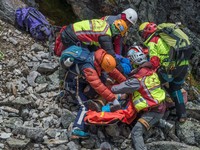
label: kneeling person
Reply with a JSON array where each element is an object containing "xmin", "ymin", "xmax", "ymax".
[{"xmin": 111, "ymin": 46, "xmax": 166, "ymax": 150}]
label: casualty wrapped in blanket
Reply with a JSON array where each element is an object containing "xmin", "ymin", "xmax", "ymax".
[{"xmin": 84, "ymin": 99, "xmax": 137, "ymax": 125}]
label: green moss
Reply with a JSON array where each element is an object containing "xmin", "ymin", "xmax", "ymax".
[{"xmin": 36, "ymin": 0, "xmax": 79, "ymax": 26}]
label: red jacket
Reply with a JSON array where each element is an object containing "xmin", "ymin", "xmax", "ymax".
[{"xmin": 83, "ymin": 49, "xmax": 126, "ymax": 102}]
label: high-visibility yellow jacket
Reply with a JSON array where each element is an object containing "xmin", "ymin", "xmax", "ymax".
[
  {"xmin": 144, "ymin": 36, "xmax": 189, "ymax": 69},
  {"xmin": 62, "ymin": 19, "xmax": 115, "ymax": 57},
  {"xmin": 132, "ymin": 71, "xmax": 166, "ymax": 112},
  {"xmin": 73, "ymin": 19, "xmax": 112, "ymax": 46}
]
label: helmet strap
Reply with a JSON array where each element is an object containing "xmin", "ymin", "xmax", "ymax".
[{"xmin": 121, "ymin": 13, "xmax": 126, "ymax": 21}]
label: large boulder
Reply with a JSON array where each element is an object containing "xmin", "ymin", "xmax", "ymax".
[{"xmin": 0, "ymin": 0, "xmax": 26, "ymax": 24}]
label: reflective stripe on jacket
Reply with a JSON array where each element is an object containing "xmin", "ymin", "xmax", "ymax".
[
  {"xmin": 132, "ymin": 72, "xmax": 166, "ymax": 112},
  {"xmin": 73, "ymin": 19, "xmax": 112, "ymax": 46}
]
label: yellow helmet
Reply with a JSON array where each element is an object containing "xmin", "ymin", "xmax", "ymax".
[
  {"xmin": 139, "ymin": 22, "xmax": 157, "ymax": 39},
  {"xmin": 139, "ymin": 22, "xmax": 149, "ymax": 32},
  {"xmin": 113, "ymin": 19, "xmax": 128, "ymax": 37},
  {"xmin": 101, "ymin": 54, "xmax": 116, "ymax": 73}
]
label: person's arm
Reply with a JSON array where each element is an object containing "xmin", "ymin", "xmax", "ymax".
[
  {"xmin": 83, "ymin": 67, "xmax": 116, "ymax": 102},
  {"xmin": 99, "ymin": 35, "xmax": 125, "ymax": 73},
  {"xmin": 111, "ymin": 78, "xmax": 140, "ymax": 94},
  {"xmin": 98, "ymin": 35, "xmax": 115, "ymax": 56},
  {"xmin": 108, "ymin": 68, "xmax": 126, "ymax": 83}
]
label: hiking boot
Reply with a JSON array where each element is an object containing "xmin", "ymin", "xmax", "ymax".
[
  {"xmin": 179, "ymin": 117, "xmax": 187, "ymax": 123},
  {"xmin": 71, "ymin": 129, "xmax": 90, "ymax": 139},
  {"xmin": 86, "ymin": 100, "xmax": 101, "ymax": 112},
  {"xmin": 159, "ymin": 119, "xmax": 174, "ymax": 132},
  {"xmin": 110, "ymin": 104, "xmax": 121, "ymax": 112},
  {"xmin": 178, "ymin": 113, "xmax": 187, "ymax": 123}
]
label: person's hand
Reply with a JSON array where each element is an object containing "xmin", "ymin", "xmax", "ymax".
[
  {"xmin": 129, "ymin": 68, "xmax": 139, "ymax": 76},
  {"xmin": 112, "ymin": 99, "xmax": 120, "ymax": 105},
  {"xmin": 102, "ymin": 104, "xmax": 111, "ymax": 112},
  {"xmin": 121, "ymin": 94, "xmax": 128, "ymax": 100},
  {"xmin": 121, "ymin": 63, "xmax": 131, "ymax": 75},
  {"xmin": 121, "ymin": 58, "xmax": 131, "ymax": 65},
  {"xmin": 139, "ymin": 61, "xmax": 152, "ymax": 69}
]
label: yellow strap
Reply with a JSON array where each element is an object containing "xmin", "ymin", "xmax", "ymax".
[{"xmin": 138, "ymin": 118, "xmax": 150, "ymax": 130}]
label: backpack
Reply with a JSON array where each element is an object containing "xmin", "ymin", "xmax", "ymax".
[
  {"xmin": 54, "ymin": 26, "xmax": 67, "ymax": 56},
  {"xmin": 15, "ymin": 7, "xmax": 52, "ymax": 40},
  {"xmin": 154, "ymin": 23, "xmax": 193, "ymax": 67},
  {"xmin": 60, "ymin": 45, "xmax": 94, "ymax": 77}
]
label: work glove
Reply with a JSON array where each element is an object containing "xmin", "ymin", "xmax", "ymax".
[
  {"xmin": 102, "ymin": 104, "xmax": 111, "ymax": 112},
  {"xmin": 120, "ymin": 58, "xmax": 132, "ymax": 75},
  {"xmin": 121, "ymin": 58, "xmax": 131, "ymax": 65},
  {"xmin": 121, "ymin": 63, "xmax": 131, "ymax": 75}
]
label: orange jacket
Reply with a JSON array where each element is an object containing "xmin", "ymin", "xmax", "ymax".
[{"xmin": 83, "ymin": 49, "xmax": 126, "ymax": 102}]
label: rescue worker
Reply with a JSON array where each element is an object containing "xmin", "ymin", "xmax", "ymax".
[
  {"xmin": 101, "ymin": 8, "xmax": 138, "ymax": 56},
  {"xmin": 138, "ymin": 22, "xmax": 189, "ymax": 123},
  {"xmin": 60, "ymin": 45, "xmax": 126, "ymax": 139},
  {"xmin": 111, "ymin": 46, "xmax": 166, "ymax": 150},
  {"xmin": 60, "ymin": 19, "xmax": 129, "ymax": 75},
  {"xmin": 61, "ymin": 19, "xmax": 127, "ymax": 57},
  {"xmin": 101, "ymin": 8, "xmax": 138, "ymax": 75}
]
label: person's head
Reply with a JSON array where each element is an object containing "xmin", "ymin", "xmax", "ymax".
[
  {"xmin": 110, "ymin": 19, "xmax": 128, "ymax": 37},
  {"xmin": 139, "ymin": 22, "xmax": 157, "ymax": 40},
  {"xmin": 121, "ymin": 8, "xmax": 138, "ymax": 27},
  {"xmin": 127, "ymin": 46, "xmax": 147, "ymax": 65},
  {"xmin": 101, "ymin": 53, "xmax": 116, "ymax": 73}
]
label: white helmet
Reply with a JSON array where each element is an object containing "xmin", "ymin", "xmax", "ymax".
[
  {"xmin": 122, "ymin": 8, "xmax": 138, "ymax": 25},
  {"xmin": 127, "ymin": 46, "xmax": 147, "ymax": 65}
]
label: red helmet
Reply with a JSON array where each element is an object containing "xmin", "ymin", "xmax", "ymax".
[{"xmin": 139, "ymin": 22, "xmax": 157, "ymax": 39}]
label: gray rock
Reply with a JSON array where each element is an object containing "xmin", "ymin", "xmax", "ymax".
[
  {"xmin": 176, "ymin": 119, "xmax": 200, "ymax": 146},
  {"xmin": 67, "ymin": 141, "xmax": 80, "ymax": 150},
  {"xmin": 8, "ymin": 37, "xmax": 18, "ymax": 45},
  {"xmin": 81, "ymin": 138, "xmax": 96, "ymax": 149},
  {"xmin": 0, "ymin": 0, "xmax": 26, "ymax": 24},
  {"xmin": 6, "ymin": 138, "xmax": 30, "ymax": 148},
  {"xmin": 37, "ymin": 62, "xmax": 59, "ymax": 74},
  {"xmin": 0, "ymin": 106, "xmax": 19, "ymax": 114},
  {"xmin": 13, "ymin": 97, "xmax": 32, "ymax": 105},
  {"xmin": 0, "ymin": 143, "xmax": 4, "ymax": 149},
  {"xmin": 0, "ymin": 132, "xmax": 12, "ymax": 139},
  {"xmin": 3, "ymin": 117, "xmax": 23, "ymax": 129},
  {"xmin": 50, "ymin": 144, "xmax": 68, "ymax": 150},
  {"xmin": 147, "ymin": 141, "xmax": 200, "ymax": 150},
  {"xmin": 105, "ymin": 124, "xmax": 120, "ymax": 137},
  {"xmin": 31, "ymin": 43, "xmax": 44, "ymax": 52},
  {"xmin": 35, "ymin": 83, "xmax": 48, "ymax": 93},
  {"xmin": 60, "ymin": 109, "xmax": 76, "ymax": 129},
  {"xmin": 27, "ymin": 71, "xmax": 41, "ymax": 87},
  {"xmin": 43, "ymin": 139, "xmax": 68, "ymax": 145},
  {"xmin": 12, "ymin": 126, "xmax": 45, "ymax": 142},
  {"xmin": 46, "ymin": 129, "xmax": 57, "ymax": 138}
]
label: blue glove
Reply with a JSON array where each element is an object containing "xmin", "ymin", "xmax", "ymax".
[
  {"xmin": 121, "ymin": 58, "xmax": 131, "ymax": 65},
  {"xmin": 102, "ymin": 104, "xmax": 111, "ymax": 112},
  {"xmin": 121, "ymin": 62, "xmax": 131, "ymax": 75}
]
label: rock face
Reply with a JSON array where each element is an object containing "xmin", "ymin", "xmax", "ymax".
[{"xmin": 0, "ymin": 0, "xmax": 26, "ymax": 24}]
